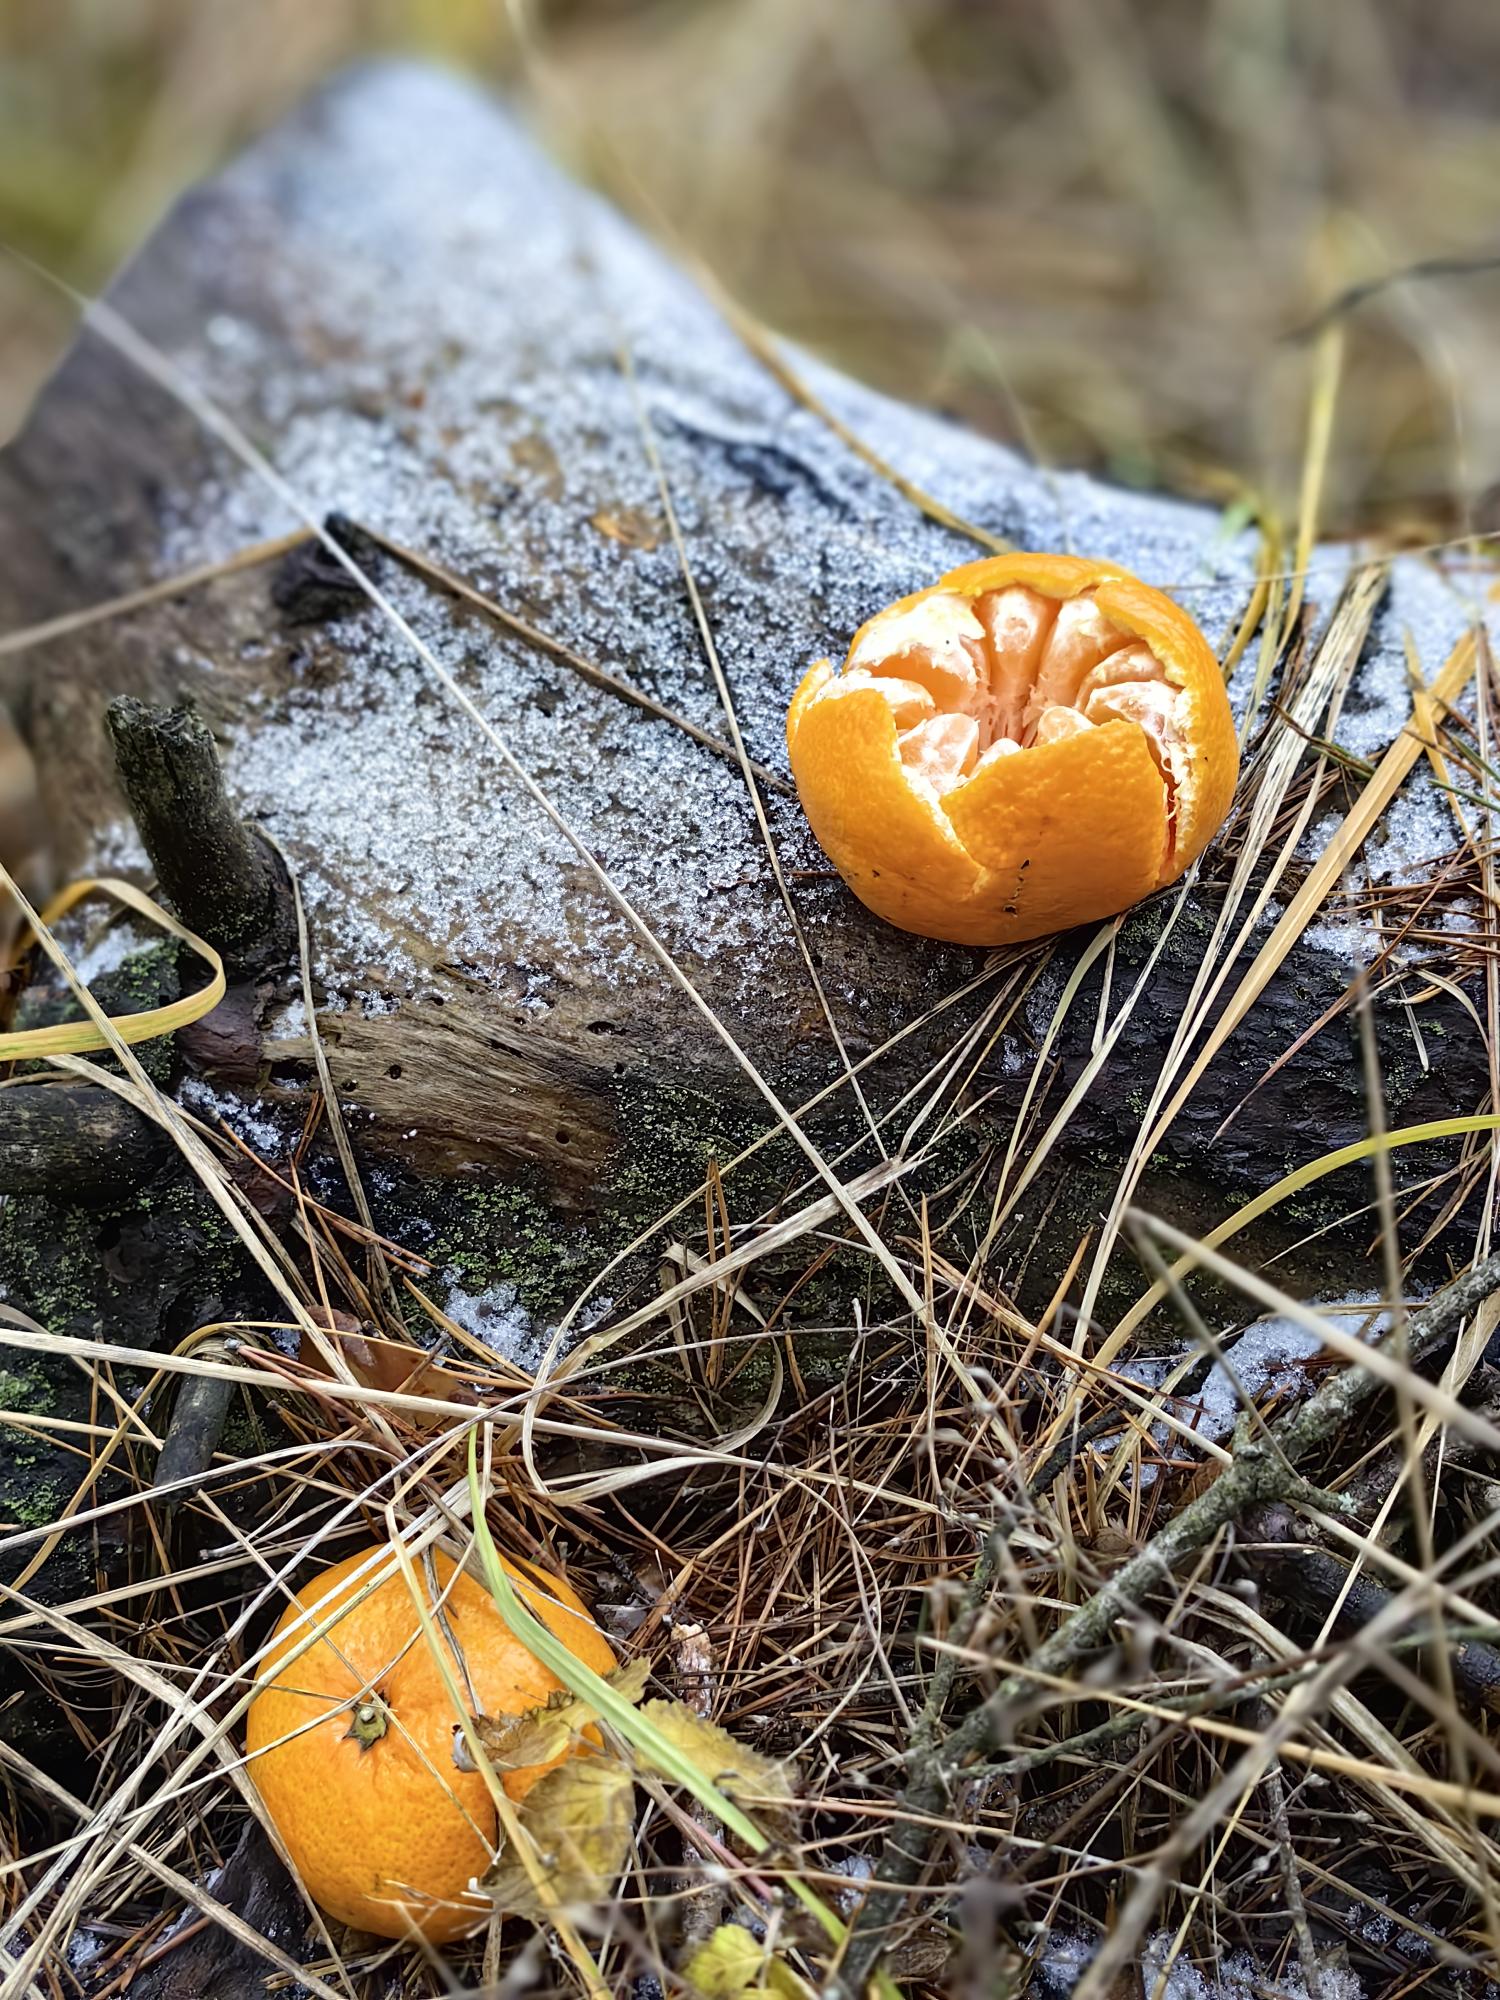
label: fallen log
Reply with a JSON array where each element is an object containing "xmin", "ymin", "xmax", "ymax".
[{"xmin": 0, "ymin": 60, "xmax": 1487, "ymax": 1536}]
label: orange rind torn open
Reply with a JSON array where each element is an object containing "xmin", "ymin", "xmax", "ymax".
[{"xmin": 786, "ymin": 552, "xmax": 1239, "ymax": 946}]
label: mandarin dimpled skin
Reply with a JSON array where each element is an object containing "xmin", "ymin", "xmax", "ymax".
[
  {"xmin": 246, "ymin": 1545, "xmax": 617, "ymax": 1941},
  {"xmin": 787, "ymin": 553, "xmax": 1238, "ymax": 946}
]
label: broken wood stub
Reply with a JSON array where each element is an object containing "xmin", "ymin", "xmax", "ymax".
[
  {"xmin": 152, "ymin": 1369, "xmax": 237, "ymax": 1502},
  {"xmin": 0, "ymin": 1080, "xmax": 170, "ymax": 1201},
  {"xmin": 104, "ymin": 696, "xmax": 291, "ymax": 975},
  {"xmin": 269, "ymin": 511, "xmax": 385, "ymax": 625}
]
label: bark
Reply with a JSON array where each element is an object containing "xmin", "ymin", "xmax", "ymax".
[
  {"xmin": 103, "ymin": 1819, "xmax": 302, "ymax": 2000},
  {"xmin": 0, "ymin": 1080, "xmax": 168, "ymax": 1200}
]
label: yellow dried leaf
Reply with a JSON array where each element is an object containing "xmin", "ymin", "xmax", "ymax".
[
  {"xmin": 483, "ymin": 1754, "xmax": 635, "ymax": 1916},
  {"xmin": 471, "ymin": 1657, "xmax": 652, "ymax": 1770},
  {"xmin": 607, "ymin": 1656, "xmax": 653, "ymax": 1705},
  {"xmin": 681, "ymin": 1923, "xmax": 812, "ymax": 1999},
  {"xmin": 473, "ymin": 1700, "xmax": 574, "ymax": 1771},
  {"xmin": 636, "ymin": 1701, "xmax": 795, "ymax": 1819}
]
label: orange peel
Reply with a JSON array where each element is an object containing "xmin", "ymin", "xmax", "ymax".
[{"xmin": 786, "ymin": 552, "xmax": 1239, "ymax": 946}]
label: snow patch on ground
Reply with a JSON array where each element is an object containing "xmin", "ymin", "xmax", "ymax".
[
  {"xmin": 67, "ymin": 919, "xmax": 156, "ymax": 986},
  {"xmin": 264, "ymin": 993, "xmax": 308, "ymax": 1039},
  {"xmin": 64, "ymin": 1929, "xmax": 108, "ymax": 1972},
  {"xmin": 177, "ymin": 1076, "xmax": 290, "ymax": 1158},
  {"xmin": 1184, "ymin": 1303, "xmax": 1388, "ymax": 1443},
  {"xmin": 437, "ymin": 1270, "xmax": 616, "ymax": 1371},
  {"xmin": 1038, "ymin": 1929, "xmax": 1363, "ymax": 2000},
  {"xmin": 439, "ymin": 1270, "xmax": 542, "ymax": 1367},
  {"xmin": 1109, "ymin": 1300, "xmax": 1389, "ymax": 1479}
]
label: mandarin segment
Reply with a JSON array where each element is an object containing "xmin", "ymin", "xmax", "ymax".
[
  {"xmin": 900, "ymin": 711, "xmax": 980, "ymax": 792},
  {"xmin": 848, "ymin": 591, "xmax": 988, "ymax": 698},
  {"xmin": 245, "ymin": 1543, "xmax": 616, "ymax": 1942},
  {"xmin": 975, "ymin": 585, "xmax": 1054, "ymax": 741},
  {"xmin": 1029, "ymin": 595, "xmax": 1129, "ymax": 717},
  {"xmin": 787, "ymin": 553, "xmax": 1237, "ymax": 945}
]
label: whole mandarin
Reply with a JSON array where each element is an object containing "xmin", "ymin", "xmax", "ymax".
[{"xmin": 246, "ymin": 1543, "xmax": 617, "ymax": 1942}]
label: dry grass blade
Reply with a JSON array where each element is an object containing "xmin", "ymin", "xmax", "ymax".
[
  {"xmin": 1065, "ymin": 555, "xmax": 1386, "ymax": 1351},
  {"xmin": 0, "ymin": 875, "xmax": 224, "ymax": 1059},
  {"xmin": 0, "ymin": 532, "xmax": 303, "ymax": 658},
  {"xmin": 709, "ymin": 294, "xmax": 1013, "ymax": 557},
  {"xmin": 273, "ymin": 838, "xmax": 399, "ymax": 1326},
  {"xmin": 7, "ymin": 22, "xmax": 1500, "ymax": 1995},
  {"xmin": 1137, "ymin": 624, "xmax": 1478, "ymax": 1173},
  {"xmin": 615, "ymin": 338, "xmax": 885, "ymax": 1160},
  {"xmin": 360, "ymin": 525, "xmax": 795, "ymax": 798}
]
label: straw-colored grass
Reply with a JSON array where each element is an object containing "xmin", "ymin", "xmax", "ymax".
[{"xmin": 5, "ymin": 5, "xmax": 1500, "ymax": 1998}]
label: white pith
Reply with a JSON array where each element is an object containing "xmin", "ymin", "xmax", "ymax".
[{"xmin": 827, "ymin": 585, "xmax": 1190, "ymax": 859}]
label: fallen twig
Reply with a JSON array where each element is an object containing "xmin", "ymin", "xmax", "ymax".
[
  {"xmin": 359, "ymin": 525, "xmax": 797, "ymax": 798},
  {"xmin": 1241, "ymin": 1499, "xmax": 1500, "ymax": 1715}
]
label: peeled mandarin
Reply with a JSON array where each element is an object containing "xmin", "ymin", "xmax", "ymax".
[{"xmin": 786, "ymin": 552, "xmax": 1238, "ymax": 947}]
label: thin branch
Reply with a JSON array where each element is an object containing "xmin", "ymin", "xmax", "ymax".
[
  {"xmin": 835, "ymin": 1243, "xmax": 1500, "ymax": 1993},
  {"xmin": 360, "ymin": 525, "xmax": 796, "ymax": 798}
]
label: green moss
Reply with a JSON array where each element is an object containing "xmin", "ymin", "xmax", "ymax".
[
  {"xmin": 0, "ymin": 1171, "xmax": 258, "ymax": 1545},
  {"xmin": 417, "ymin": 1178, "xmax": 582, "ymax": 1321},
  {"xmin": 153, "ymin": 1174, "xmax": 237, "ymax": 1244},
  {"xmin": 95, "ymin": 941, "xmax": 181, "ymax": 1084},
  {"xmin": 0, "ymin": 1355, "xmax": 71, "ymax": 1528},
  {"xmin": 0, "ymin": 1178, "xmax": 245, "ymax": 1350},
  {"xmin": 10, "ymin": 939, "xmax": 180, "ymax": 1084},
  {"xmin": 0, "ymin": 1364, "xmax": 58, "ymax": 1478},
  {"xmin": 608, "ymin": 1076, "xmax": 769, "ymax": 1215},
  {"xmin": 7, "ymin": 1479, "xmax": 64, "ymax": 1528},
  {"xmin": 219, "ymin": 1399, "xmax": 269, "ymax": 1460},
  {"xmin": 410, "ymin": 1072, "xmax": 809, "ymax": 1327},
  {"xmin": 398, "ymin": 1065, "xmax": 902, "ymax": 1421},
  {"xmin": 0, "ymin": 1200, "xmax": 102, "ymax": 1326},
  {"xmin": 0, "ymin": 1364, "xmax": 53, "ymax": 1414}
]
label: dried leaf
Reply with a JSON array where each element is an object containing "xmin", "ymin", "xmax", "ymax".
[
  {"xmin": 636, "ymin": 1700, "xmax": 796, "ymax": 1827},
  {"xmin": 604, "ymin": 1656, "xmax": 652, "ymax": 1705},
  {"xmin": 299, "ymin": 1325, "xmax": 482, "ymax": 1422},
  {"xmin": 885, "ymin": 1924, "xmax": 955, "ymax": 1980},
  {"xmin": 483, "ymin": 1755, "xmax": 635, "ymax": 1916},
  {"xmin": 681, "ymin": 1923, "xmax": 812, "ymax": 1999},
  {"xmin": 590, "ymin": 506, "xmax": 661, "ymax": 551},
  {"xmin": 466, "ymin": 1658, "xmax": 653, "ymax": 1771},
  {"xmin": 471, "ymin": 1699, "xmax": 575, "ymax": 1771}
]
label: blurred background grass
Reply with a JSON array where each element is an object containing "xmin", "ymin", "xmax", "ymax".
[{"xmin": 3, "ymin": 0, "xmax": 1500, "ymax": 534}]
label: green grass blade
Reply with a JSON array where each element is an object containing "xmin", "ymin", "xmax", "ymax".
[{"xmin": 464, "ymin": 1437, "xmax": 904, "ymax": 1998}]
